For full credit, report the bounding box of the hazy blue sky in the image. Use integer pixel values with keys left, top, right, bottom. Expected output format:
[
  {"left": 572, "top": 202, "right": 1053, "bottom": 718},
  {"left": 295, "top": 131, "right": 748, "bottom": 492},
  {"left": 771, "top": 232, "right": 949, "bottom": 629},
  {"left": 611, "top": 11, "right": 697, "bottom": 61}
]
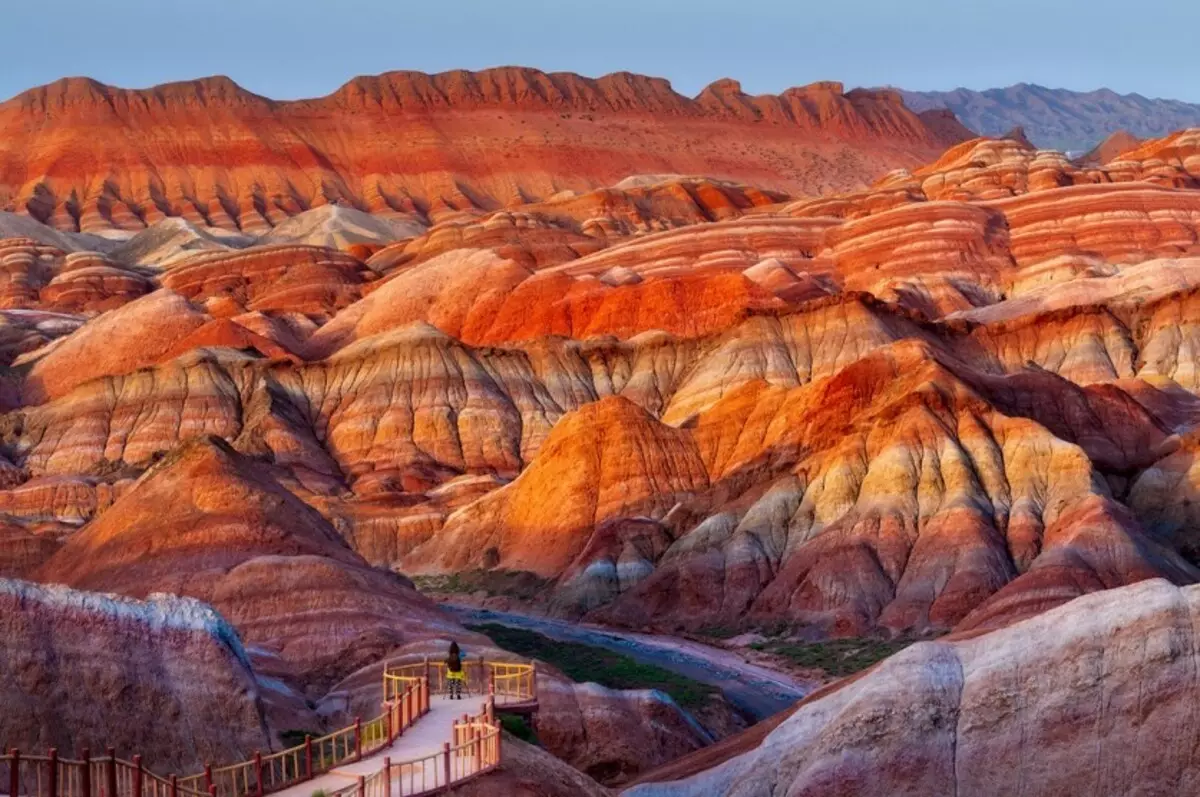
[{"left": 4, "top": 0, "right": 1199, "bottom": 103}]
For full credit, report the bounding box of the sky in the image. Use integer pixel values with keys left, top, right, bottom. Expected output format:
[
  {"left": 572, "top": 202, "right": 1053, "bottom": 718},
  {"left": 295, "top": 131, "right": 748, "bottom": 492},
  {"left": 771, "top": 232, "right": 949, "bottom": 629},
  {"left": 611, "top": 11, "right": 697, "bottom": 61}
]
[{"left": 3, "top": 0, "right": 1199, "bottom": 104}]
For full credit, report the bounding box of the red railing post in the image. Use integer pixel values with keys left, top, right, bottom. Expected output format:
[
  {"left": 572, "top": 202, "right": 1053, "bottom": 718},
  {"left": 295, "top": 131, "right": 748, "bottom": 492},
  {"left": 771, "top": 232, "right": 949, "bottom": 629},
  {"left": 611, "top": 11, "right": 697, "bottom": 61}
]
[
  {"left": 383, "top": 757, "right": 392, "bottom": 791},
  {"left": 82, "top": 748, "right": 92, "bottom": 797},
  {"left": 208, "top": 785, "right": 217, "bottom": 797},
  {"left": 385, "top": 704, "right": 394, "bottom": 745},
  {"left": 253, "top": 752, "right": 263, "bottom": 797},
  {"left": 10, "top": 749, "right": 20, "bottom": 797},
  {"left": 132, "top": 755, "right": 143, "bottom": 797},
  {"left": 354, "top": 717, "right": 363, "bottom": 762},
  {"left": 303, "top": 736, "right": 313, "bottom": 780},
  {"left": 442, "top": 743, "right": 450, "bottom": 787},
  {"left": 106, "top": 748, "right": 117, "bottom": 797},
  {"left": 48, "top": 748, "right": 59, "bottom": 797},
  {"left": 204, "top": 764, "right": 213, "bottom": 793},
  {"left": 170, "top": 774, "right": 179, "bottom": 797},
  {"left": 356, "top": 775, "right": 364, "bottom": 797}
]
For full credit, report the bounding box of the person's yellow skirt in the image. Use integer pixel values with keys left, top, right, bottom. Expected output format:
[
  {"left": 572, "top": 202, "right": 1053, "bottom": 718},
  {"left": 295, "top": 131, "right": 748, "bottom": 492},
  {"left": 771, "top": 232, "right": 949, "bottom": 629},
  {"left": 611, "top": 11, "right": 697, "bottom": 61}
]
[{"left": 446, "top": 668, "right": 465, "bottom": 697}]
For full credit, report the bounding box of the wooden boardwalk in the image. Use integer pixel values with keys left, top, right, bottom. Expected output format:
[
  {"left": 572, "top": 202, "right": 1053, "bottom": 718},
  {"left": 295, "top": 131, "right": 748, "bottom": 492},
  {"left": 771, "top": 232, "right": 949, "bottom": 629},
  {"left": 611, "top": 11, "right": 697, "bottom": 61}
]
[{"left": 2, "top": 660, "right": 539, "bottom": 797}]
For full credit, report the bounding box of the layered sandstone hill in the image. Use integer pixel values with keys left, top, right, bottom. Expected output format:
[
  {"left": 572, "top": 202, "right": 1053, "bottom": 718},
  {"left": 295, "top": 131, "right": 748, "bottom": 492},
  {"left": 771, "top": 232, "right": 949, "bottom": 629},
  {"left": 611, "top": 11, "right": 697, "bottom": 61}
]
[
  {"left": 35, "top": 436, "right": 471, "bottom": 691},
  {"left": 0, "top": 579, "right": 271, "bottom": 773},
  {"left": 7, "top": 125, "right": 1200, "bottom": 645},
  {"left": 0, "top": 70, "right": 973, "bottom": 233},
  {"left": 623, "top": 579, "right": 1200, "bottom": 797}
]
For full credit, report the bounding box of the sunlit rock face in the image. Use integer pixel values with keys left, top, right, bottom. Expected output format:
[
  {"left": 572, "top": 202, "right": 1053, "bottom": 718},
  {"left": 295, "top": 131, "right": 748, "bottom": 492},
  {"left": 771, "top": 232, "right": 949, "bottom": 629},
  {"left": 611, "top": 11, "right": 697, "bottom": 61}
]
[{"left": 6, "top": 118, "right": 1200, "bottom": 646}]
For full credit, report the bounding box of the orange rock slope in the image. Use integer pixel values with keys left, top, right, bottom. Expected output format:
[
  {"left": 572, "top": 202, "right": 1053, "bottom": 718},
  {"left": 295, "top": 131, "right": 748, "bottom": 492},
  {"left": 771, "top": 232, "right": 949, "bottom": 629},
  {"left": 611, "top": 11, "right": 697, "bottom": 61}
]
[
  {"left": 0, "top": 70, "right": 972, "bottom": 232},
  {"left": 8, "top": 118, "right": 1200, "bottom": 650}
]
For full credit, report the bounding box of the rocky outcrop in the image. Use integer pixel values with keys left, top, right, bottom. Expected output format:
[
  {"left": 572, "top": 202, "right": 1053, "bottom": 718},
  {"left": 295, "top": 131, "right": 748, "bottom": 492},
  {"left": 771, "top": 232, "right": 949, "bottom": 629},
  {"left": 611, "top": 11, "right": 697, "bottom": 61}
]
[
  {"left": 535, "top": 676, "right": 712, "bottom": 786},
  {"left": 0, "top": 578, "right": 271, "bottom": 773},
  {"left": 446, "top": 734, "right": 611, "bottom": 797},
  {"left": 160, "top": 245, "right": 371, "bottom": 319},
  {"left": 624, "top": 579, "right": 1200, "bottom": 797},
  {"left": 1078, "top": 130, "right": 1143, "bottom": 165}
]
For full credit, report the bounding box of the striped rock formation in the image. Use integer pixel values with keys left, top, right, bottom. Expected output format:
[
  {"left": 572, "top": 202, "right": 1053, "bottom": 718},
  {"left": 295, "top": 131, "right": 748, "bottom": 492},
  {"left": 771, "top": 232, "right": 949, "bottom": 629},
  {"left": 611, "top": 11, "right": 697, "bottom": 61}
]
[
  {"left": 0, "top": 70, "right": 970, "bottom": 233},
  {"left": 5, "top": 119, "right": 1200, "bottom": 650},
  {"left": 35, "top": 436, "right": 469, "bottom": 691}
]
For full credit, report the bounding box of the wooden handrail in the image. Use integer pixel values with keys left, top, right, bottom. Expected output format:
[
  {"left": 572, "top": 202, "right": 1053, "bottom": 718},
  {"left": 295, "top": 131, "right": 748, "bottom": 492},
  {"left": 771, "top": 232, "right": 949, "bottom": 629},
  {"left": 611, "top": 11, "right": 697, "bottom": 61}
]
[
  {"left": 1, "top": 752, "right": 209, "bottom": 797},
  {"left": 6, "top": 658, "right": 532, "bottom": 797}
]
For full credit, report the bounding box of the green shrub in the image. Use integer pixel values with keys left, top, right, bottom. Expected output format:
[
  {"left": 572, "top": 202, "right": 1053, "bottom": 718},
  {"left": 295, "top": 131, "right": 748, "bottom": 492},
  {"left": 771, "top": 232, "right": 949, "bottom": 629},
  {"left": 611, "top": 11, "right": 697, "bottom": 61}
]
[
  {"left": 498, "top": 713, "right": 537, "bottom": 744},
  {"left": 750, "top": 638, "right": 913, "bottom": 677}
]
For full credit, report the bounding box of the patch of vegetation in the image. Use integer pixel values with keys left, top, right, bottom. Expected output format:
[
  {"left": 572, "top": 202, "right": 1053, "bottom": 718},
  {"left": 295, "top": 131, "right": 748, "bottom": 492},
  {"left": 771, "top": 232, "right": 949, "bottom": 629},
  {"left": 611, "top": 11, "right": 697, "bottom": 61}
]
[
  {"left": 466, "top": 622, "right": 718, "bottom": 711},
  {"left": 498, "top": 712, "right": 538, "bottom": 744},
  {"left": 411, "top": 570, "right": 550, "bottom": 601},
  {"left": 278, "top": 729, "right": 317, "bottom": 748},
  {"left": 751, "top": 638, "right": 913, "bottom": 677},
  {"left": 693, "top": 624, "right": 744, "bottom": 640}
]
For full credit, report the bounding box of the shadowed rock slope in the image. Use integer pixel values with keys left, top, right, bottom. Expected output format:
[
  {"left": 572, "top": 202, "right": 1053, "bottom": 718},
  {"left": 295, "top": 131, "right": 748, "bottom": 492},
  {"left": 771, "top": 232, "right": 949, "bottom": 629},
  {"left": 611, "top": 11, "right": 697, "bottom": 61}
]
[
  {"left": 0, "top": 579, "right": 271, "bottom": 773},
  {"left": 624, "top": 578, "right": 1200, "bottom": 797}
]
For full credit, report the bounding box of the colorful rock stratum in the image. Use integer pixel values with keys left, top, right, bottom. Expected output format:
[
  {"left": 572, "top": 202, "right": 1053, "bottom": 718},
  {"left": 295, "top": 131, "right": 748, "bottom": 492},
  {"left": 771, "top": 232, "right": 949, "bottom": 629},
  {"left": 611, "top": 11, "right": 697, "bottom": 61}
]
[{"left": 6, "top": 64, "right": 1200, "bottom": 796}]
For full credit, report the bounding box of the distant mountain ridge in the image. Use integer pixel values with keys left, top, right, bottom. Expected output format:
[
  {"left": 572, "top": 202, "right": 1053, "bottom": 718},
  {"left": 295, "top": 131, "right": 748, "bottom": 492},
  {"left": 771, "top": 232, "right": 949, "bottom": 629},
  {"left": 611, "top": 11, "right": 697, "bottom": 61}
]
[{"left": 898, "top": 83, "right": 1200, "bottom": 154}]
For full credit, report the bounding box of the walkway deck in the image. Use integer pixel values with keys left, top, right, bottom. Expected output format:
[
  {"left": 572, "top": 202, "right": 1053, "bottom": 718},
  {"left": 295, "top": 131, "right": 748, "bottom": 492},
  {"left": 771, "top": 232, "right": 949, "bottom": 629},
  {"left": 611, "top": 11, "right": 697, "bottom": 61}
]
[{"left": 273, "top": 696, "right": 476, "bottom": 797}]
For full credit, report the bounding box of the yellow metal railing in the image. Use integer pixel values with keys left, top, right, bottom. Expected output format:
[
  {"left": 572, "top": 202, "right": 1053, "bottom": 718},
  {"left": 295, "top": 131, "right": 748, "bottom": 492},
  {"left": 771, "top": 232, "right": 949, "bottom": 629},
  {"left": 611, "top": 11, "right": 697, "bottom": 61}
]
[{"left": 383, "top": 658, "right": 537, "bottom": 706}]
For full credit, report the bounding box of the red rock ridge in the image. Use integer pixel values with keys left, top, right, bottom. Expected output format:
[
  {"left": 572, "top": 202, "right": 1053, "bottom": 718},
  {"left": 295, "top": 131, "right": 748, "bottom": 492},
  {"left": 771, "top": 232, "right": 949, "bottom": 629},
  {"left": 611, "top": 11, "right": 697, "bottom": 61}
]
[{"left": 0, "top": 68, "right": 971, "bottom": 232}]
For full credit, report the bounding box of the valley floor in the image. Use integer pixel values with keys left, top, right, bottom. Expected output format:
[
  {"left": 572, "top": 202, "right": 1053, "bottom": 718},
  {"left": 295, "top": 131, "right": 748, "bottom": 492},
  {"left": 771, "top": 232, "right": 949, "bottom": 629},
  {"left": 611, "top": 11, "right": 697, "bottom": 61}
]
[{"left": 447, "top": 605, "right": 812, "bottom": 720}]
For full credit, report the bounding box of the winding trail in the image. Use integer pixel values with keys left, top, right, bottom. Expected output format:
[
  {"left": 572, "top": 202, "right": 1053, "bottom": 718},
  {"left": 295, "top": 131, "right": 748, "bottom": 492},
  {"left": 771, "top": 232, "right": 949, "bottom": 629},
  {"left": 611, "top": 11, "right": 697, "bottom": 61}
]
[{"left": 447, "top": 605, "right": 812, "bottom": 719}]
